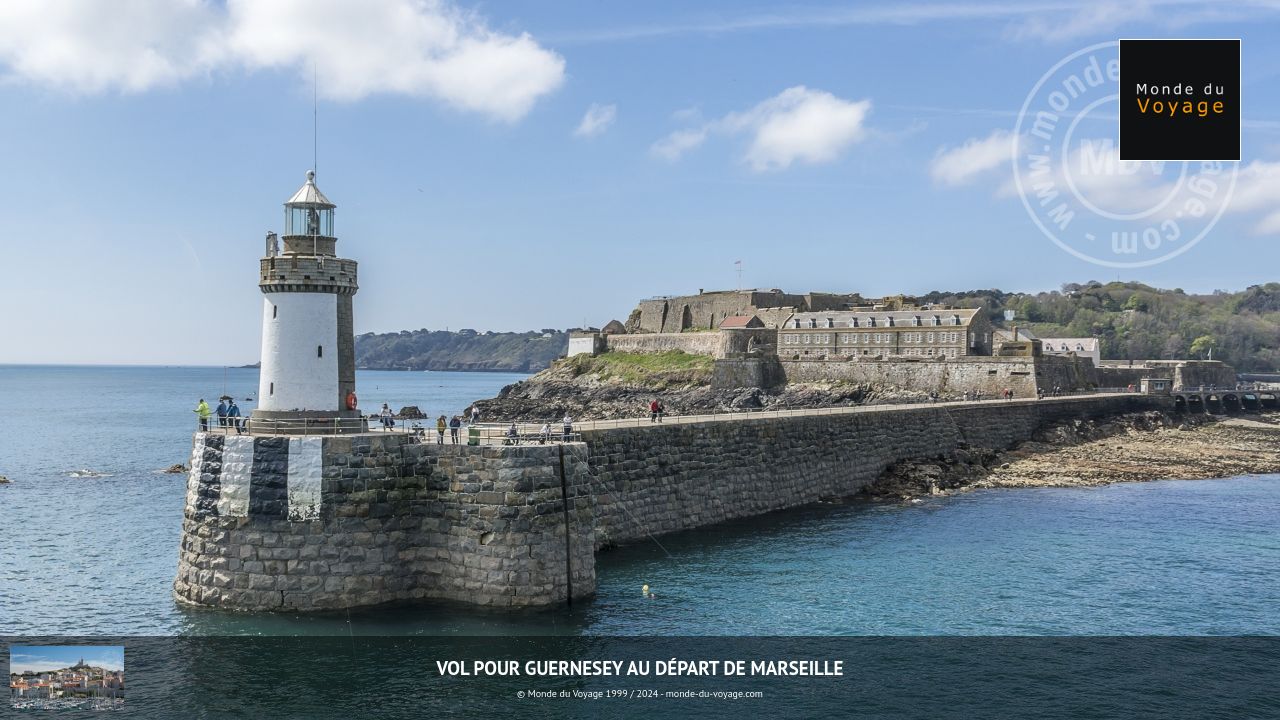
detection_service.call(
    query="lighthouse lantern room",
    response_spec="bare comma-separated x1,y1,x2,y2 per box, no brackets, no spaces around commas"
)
254,171,361,433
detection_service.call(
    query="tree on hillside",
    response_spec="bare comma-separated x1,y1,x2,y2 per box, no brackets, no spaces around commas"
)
1189,335,1216,360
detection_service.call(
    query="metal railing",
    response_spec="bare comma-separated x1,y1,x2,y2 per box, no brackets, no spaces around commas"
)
195,415,582,445
194,390,1144,440
570,391,1138,433
1178,384,1269,393
195,416,363,436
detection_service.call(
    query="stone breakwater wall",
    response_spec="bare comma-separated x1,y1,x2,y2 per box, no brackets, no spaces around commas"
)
177,395,1169,611
579,394,1170,549
174,434,595,611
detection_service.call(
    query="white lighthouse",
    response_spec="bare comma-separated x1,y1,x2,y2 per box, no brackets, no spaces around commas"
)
254,170,360,432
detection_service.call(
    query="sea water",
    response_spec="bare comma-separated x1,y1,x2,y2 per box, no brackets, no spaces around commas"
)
1,364,1276,637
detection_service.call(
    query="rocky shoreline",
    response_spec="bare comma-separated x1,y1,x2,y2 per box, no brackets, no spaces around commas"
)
472,356,941,422
864,411,1280,500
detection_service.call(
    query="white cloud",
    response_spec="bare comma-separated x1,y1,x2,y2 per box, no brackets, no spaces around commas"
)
930,129,1021,186
652,86,871,171
1008,1,1156,42
554,1,1270,45
0,0,227,93
0,0,564,122
939,127,1280,234
1221,160,1280,234
574,103,617,138
651,128,708,161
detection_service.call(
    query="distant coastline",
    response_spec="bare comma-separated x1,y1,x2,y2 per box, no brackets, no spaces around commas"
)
239,361,530,374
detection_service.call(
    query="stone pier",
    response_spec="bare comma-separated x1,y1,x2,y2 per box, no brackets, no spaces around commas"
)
175,393,1171,611
174,435,595,611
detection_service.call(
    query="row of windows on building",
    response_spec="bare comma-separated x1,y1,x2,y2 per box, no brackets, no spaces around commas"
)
791,347,963,358
782,331,966,345
791,314,965,329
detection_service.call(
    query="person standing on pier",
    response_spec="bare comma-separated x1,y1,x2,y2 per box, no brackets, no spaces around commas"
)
562,414,573,441
193,399,211,431
449,415,462,444
436,415,447,444
470,406,480,425
216,398,229,428
228,400,244,434
649,399,659,422
539,422,551,444
380,404,394,429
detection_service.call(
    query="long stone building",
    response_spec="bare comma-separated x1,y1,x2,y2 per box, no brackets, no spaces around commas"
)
777,302,994,359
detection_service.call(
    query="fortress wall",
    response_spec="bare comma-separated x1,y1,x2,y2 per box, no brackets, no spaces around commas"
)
580,394,1171,550
630,292,805,333
1094,360,1236,389
776,356,1095,397
1094,366,1154,388
605,332,726,358
1035,355,1096,392
1174,361,1236,388
175,435,595,612
779,357,1042,397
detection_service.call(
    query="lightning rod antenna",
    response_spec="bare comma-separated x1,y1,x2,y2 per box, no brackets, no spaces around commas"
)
313,61,318,180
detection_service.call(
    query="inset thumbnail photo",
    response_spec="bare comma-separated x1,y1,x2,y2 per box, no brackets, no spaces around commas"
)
9,645,124,711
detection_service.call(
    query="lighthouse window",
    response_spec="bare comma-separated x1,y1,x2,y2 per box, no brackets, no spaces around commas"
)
317,345,323,358
269,382,274,396
272,305,277,319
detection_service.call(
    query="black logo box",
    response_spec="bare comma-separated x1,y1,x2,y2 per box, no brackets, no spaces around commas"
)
1119,39,1240,161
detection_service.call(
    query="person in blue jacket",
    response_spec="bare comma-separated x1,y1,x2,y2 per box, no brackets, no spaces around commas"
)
227,400,244,435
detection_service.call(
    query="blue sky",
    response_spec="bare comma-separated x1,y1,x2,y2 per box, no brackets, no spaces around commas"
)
2,1,1280,364
10,645,124,673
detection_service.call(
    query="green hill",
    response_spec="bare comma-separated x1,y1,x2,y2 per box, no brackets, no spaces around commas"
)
918,281,1280,372
351,281,1280,374
354,329,568,372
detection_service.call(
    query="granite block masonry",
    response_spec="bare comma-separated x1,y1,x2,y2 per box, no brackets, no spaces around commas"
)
174,435,596,611
176,394,1171,612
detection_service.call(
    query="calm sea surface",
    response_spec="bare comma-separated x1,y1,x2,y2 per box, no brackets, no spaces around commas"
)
0,364,1277,638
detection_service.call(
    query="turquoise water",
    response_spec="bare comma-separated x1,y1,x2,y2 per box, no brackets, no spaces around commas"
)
0,365,1278,637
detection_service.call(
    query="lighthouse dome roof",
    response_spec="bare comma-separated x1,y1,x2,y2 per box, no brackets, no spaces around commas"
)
286,170,335,208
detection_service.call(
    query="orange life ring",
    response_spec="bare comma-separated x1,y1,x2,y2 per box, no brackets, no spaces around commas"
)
346,391,358,410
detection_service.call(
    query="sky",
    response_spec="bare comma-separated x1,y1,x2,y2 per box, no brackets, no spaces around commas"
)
9,645,125,673
3,0,1280,365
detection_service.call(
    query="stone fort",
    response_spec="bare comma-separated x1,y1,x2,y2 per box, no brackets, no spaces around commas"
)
625,289,868,334
576,290,1238,399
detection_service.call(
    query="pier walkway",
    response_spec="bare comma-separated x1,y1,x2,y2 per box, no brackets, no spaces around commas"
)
197,388,1271,444
199,392,1137,442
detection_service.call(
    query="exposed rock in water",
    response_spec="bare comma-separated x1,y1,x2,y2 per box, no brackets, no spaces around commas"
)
164,464,187,474
863,412,1280,500
397,405,426,419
